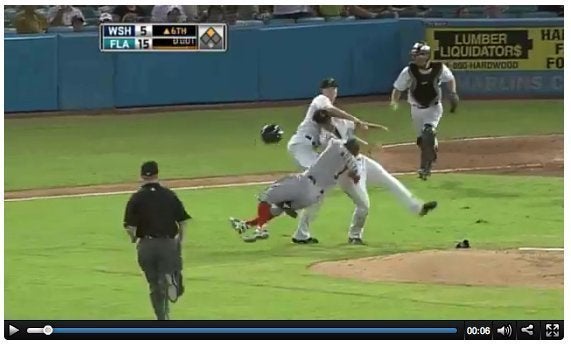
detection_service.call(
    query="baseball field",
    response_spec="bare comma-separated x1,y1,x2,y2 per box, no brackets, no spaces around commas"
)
4,99,564,319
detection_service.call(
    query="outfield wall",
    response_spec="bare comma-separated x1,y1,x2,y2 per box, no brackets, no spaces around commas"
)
4,18,562,113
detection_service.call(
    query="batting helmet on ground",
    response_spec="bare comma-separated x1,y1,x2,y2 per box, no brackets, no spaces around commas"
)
260,124,284,144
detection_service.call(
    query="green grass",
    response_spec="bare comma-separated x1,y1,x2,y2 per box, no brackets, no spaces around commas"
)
4,100,563,190
4,174,563,319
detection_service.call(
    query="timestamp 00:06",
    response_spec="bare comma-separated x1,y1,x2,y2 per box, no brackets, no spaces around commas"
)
466,326,491,335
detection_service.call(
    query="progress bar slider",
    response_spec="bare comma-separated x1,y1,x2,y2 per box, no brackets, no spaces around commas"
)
27,325,53,335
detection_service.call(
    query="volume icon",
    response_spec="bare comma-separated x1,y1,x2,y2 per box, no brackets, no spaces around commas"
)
497,324,513,337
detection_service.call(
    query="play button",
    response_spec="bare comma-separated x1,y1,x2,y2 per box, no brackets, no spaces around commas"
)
9,325,19,336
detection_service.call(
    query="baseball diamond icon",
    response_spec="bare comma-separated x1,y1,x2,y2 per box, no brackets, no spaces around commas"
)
545,324,560,338
200,27,222,49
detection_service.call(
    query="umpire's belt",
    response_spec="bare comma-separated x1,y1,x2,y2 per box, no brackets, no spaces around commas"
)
140,235,176,240
413,101,440,109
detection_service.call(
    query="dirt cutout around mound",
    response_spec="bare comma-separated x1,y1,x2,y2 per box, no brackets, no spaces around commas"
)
310,250,563,289
5,134,563,200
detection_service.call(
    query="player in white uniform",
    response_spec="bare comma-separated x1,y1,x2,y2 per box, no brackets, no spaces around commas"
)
292,114,438,244
287,77,386,169
230,138,361,243
390,41,459,180
287,78,388,244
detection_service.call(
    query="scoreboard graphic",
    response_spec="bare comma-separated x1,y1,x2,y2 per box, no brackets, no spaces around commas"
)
100,23,227,52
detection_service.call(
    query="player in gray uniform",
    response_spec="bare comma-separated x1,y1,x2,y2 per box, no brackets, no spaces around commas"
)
229,138,361,242
293,113,437,244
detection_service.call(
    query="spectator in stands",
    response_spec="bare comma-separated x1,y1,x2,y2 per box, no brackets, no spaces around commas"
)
13,5,48,34
122,12,139,23
484,6,507,18
236,5,271,21
455,6,471,18
391,5,430,17
112,5,148,22
182,5,199,21
538,5,564,16
71,15,84,32
151,5,187,22
47,5,85,26
167,6,185,22
272,5,315,20
99,12,113,24
317,5,383,19
206,5,226,22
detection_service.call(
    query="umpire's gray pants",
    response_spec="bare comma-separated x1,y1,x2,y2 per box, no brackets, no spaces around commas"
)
137,238,180,320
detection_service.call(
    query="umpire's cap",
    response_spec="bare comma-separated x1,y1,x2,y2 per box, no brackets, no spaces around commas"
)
320,77,339,89
141,161,159,177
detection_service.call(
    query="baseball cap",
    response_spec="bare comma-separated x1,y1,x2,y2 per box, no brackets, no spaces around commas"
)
141,161,159,177
99,12,113,23
320,77,338,89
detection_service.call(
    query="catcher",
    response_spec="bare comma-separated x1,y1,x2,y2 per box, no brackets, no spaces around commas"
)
390,41,459,180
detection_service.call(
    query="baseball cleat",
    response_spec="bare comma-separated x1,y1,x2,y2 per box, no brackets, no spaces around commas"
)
254,228,270,240
291,237,319,244
348,237,366,245
165,273,179,303
241,228,269,243
418,169,431,181
419,201,438,216
229,217,248,234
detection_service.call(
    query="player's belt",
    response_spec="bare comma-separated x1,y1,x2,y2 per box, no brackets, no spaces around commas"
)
413,101,440,109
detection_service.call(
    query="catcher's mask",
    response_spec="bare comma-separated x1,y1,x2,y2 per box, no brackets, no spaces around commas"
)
260,124,284,144
411,41,431,65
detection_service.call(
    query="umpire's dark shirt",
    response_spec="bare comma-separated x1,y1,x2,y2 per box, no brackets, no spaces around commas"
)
123,182,191,238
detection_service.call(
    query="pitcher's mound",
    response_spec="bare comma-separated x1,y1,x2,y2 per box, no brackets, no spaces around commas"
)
310,250,563,289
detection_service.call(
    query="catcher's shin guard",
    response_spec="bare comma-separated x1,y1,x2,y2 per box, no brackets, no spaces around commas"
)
419,124,438,173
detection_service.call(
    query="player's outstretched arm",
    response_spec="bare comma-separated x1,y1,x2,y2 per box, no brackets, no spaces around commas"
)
361,121,389,131
325,106,366,126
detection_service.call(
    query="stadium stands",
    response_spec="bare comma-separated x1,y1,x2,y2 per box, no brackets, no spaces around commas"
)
3,5,563,32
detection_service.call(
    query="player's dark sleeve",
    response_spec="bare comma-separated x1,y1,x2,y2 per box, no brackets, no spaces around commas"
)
172,192,191,222
123,194,138,228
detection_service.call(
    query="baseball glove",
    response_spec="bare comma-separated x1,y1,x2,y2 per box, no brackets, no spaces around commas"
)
449,92,460,113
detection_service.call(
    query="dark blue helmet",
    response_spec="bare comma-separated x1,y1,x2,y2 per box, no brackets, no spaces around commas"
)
261,124,284,144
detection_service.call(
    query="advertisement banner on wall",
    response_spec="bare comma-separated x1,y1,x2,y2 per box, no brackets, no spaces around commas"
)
426,27,563,71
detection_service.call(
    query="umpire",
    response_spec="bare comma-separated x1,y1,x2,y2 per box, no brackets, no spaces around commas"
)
123,160,191,320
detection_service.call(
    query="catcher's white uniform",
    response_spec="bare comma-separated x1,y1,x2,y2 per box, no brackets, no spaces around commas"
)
393,64,455,136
